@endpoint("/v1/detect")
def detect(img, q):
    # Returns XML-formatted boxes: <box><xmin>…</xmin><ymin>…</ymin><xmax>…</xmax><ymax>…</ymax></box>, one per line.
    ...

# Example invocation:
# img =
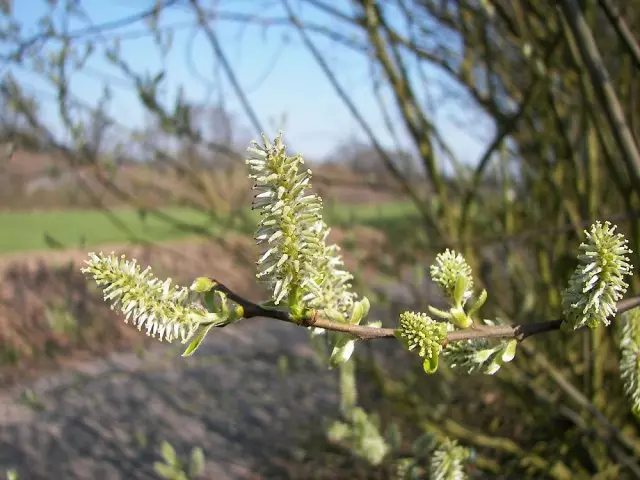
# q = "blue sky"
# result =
<box><xmin>4</xmin><ymin>0</ymin><xmax>492</xmax><ymax>163</ymax></box>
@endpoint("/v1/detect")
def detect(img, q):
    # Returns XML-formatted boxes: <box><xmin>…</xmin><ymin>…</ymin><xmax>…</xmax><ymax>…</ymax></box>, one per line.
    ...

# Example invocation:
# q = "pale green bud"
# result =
<box><xmin>190</xmin><ymin>277</ymin><xmax>216</xmax><ymax>293</ymax></box>
<box><xmin>430</xmin><ymin>249</ymin><xmax>474</xmax><ymax>306</ymax></box>
<box><xmin>397</xmin><ymin>312</ymin><xmax>447</xmax><ymax>373</ymax></box>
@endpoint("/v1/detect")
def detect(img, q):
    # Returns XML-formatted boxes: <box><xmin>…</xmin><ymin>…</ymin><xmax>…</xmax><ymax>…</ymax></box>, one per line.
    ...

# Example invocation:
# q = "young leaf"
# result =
<box><xmin>501</xmin><ymin>339</ymin><xmax>517</xmax><ymax>363</ymax></box>
<box><xmin>467</xmin><ymin>289</ymin><xmax>487</xmax><ymax>317</ymax></box>
<box><xmin>258</xmin><ymin>299</ymin><xmax>290</xmax><ymax>310</ymax></box>
<box><xmin>190</xmin><ymin>277</ymin><xmax>216</xmax><ymax>293</ymax></box>
<box><xmin>153</xmin><ymin>462</ymin><xmax>176</xmax><ymax>479</ymax></box>
<box><xmin>182</xmin><ymin>323</ymin><xmax>216</xmax><ymax>357</ymax></box>
<box><xmin>450</xmin><ymin>307</ymin><xmax>471</xmax><ymax>328</ymax></box>
<box><xmin>423</xmin><ymin>355</ymin><xmax>439</xmax><ymax>374</ymax></box>
<box><xmin>203</xmin><ymin>291</ymin><xmax>215</xmax><ymax>312</ymax></box>
<box><xmin>161</xmin><ymin>441</ymin><xmax>178</xmax><ymax>465</ymax></box>
<box><xmin>189</xmin><ymin>447</ymin><xmax>205</xmax><ymax>478</ymax></box>
<box><xmin>427</xmin><ymin>305</ymin><xmax>452</xmax><ymax>320</ymax></box>
<box><xmin>349</xmin><ymin>298</ymin><xmax>370</xmax><ymax>325</ymax></box>
<box><xmin>453</xmin><ymin>275</ymin><xmax>468</xmax><ymax>306</ymax></box>
<box><xmin>329</xmin><ymin>337</ymin><xmax>356</xmax><ymax>368</ymax></box>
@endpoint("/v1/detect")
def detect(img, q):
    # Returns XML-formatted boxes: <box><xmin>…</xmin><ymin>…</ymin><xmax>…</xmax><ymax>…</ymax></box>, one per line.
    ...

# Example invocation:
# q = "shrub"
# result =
<box><xmin>83</xmin><ymin>133</ymin><xmax>638</xmax><ymax>479</ymax></box>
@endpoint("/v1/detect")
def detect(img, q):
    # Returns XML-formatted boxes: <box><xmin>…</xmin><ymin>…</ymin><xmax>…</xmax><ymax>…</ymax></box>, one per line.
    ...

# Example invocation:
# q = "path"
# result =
<box><xmin>0</xmin><ymin>319</ymin><xmax>342</xmax><ymax>479</ymax></box>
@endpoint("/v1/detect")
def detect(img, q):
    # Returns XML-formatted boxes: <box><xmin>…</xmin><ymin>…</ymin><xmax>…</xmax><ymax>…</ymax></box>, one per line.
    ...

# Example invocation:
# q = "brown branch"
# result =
<box><xmin>187</xmin><ymin>0</ymin><xmax>266</xmax><ymax>136</ymax></box>
<box><xmin>596</xmin><ymin>0</ymin><xmax>640</xmax><ymax>70</ymax></box>
<box><xmin>5</xmin><ymin>0</ymin><xmax>180</xmax><ymax>61</ymax></box>
<box><xmin>208</xmin><ymin>277</ymin><xmax>640</xmax><ymax>344</ymax></box>
<box><xmin>558</xmin><ymin>0</ymin><xmax>640</xmax><ymax>192</ymax></box>
<box><xmin>280</xmin><ymin>0</ymin><xmax>441</xmax><ymax>240</ymax></box>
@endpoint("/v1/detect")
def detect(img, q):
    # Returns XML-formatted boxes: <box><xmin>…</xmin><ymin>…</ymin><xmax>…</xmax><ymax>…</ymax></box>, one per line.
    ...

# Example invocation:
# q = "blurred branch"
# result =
<box><xmin>280</xmin><ymin>0</ymin><xmax>444</xmax><ymax>240</ymax></box>
<box><xmin>559</xmin><ymin>0</ymin><xmax>640</xmax><ymax>192</ymax></box>
<box><xmin>4</xmin><ymin>0</ymin><xmax>179</xmax><ymax>61</ymax></box>
<box><xmin>188</xmin><ymin>0</ymin><xmax>266</xmax><ymax>136</ymax></box>
<box><xmin>596</xmin><ymin>0</ymin><xmax>640</xmax><ymax>69</ymax></box>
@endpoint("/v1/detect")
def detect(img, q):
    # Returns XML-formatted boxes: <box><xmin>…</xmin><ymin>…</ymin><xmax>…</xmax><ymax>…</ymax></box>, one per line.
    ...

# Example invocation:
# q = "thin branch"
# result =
<box><xmin>280</xmin><ymin>0</ymin><xmax>442</xmax><ymax>240</ymax></box>
<box><xmin>208</xmin><ymin>278</ymin><xmax>640</xmax><ymax>343</ymax></box>
<box><xmin>558</xmin><ymin>0</ymin><xmax>640</xmax><ymax>192</ymax></box>
<box><xmin>187</xmin><ymin>0</ymin><xmax>266</xmax><ymax>136</ymax></box>
<box><xmin>6</xmin><ymin>0</ymin><xmax>179</xmax><ymax>61</ymax></box>
<box><xmin>596</xmin><ymin>0</ymin><xmax>640</xmax><ymax>70</ymax></box>
<box><xmin>458</xmin><ymin>35</ymin><xmax>561</xmax><ymax>242</ymax></box>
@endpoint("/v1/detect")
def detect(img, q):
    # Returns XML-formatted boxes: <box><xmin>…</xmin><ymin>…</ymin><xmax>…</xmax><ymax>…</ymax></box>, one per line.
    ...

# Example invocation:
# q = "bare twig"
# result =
<box><xmin>559</xmin><ymin>0</ymin><xmax>640</xmax><ymax>191</ymax></box>
<box><xmin>188</xmin><ymin>0</ymin><xmax>266</xmax><ymax>136</ymax></box>
<box><xmin>596</xmin><ymin>0</ymin><xmax>640</xmax><ymax>70</ymax></box>
<box><xmin>280</xmin><ymin>0</ymin><xmax>444</xmax><ymax>241</ymax></box>
<box><xmin>208</xmin><ymin>278</ymin><xmax>640</xmax><ymax>343</ymax></box>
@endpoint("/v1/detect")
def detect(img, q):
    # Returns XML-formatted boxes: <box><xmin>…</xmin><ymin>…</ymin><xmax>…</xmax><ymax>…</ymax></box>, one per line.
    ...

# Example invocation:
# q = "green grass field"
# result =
<box><xmin>0</xmin><ymin>207</ymin><xmax>228</xmax><ymax>254</ymax></box>
<box><xmin>0</xmin><ymin>201</ymin><xmax>420</xmax><ymax>255</ymax></box>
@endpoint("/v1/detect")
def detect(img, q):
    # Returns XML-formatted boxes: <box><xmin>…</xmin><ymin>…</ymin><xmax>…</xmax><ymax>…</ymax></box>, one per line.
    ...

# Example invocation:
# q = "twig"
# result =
<box><xmin>280</xmin><ymin>0</ymin><xmax>443</xmax><ymax>241</ymax></box>
<box><xmin>558</xmin><ymin>0</ymin><xmax>640</xmax><ymax>192</ymax></box>
<box><xmin>596</xmin><ymin>0</ymin><xmax>640</xmax><ymax>70</ymax></box>
<box><xmin>188</xmin><ymin>0</ymin><xmax>266</xmax><ymax>136</ymax></box>
<box><xmin>208</xmin><ymin>278</ymin><xmax>640</xmax><ymax>343</ymax></box>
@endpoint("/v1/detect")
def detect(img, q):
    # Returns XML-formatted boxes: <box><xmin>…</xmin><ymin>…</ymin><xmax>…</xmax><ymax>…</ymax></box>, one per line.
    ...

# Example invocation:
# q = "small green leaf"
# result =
<box><xmin>182</xmin><ymin>323</ymin><xmax>216</xmax><ymax>357</ymax></box>
<box><xmin>324</xmin><ymin>308</ymin><xmax>347</xmax><ymax>322</ymax></box>
<box><xmin>339</xmin><ymin>359</ymin><xmax>357</xmax><ymax>414</ymax></box>
<box><xmin>189</xmin><ymin>447</ymin><xmax>205</xmax><ymax>478</ymax></box>
<box><xmin>453</xmin><ymin>275</ymin><xmax>468</xmax><ymax>306</ymax></box>
<box><xmin>203</xmin><ymin>291</ymin><xmax>215</xmax><ymax>312</ymax></box>
<box><xmin>349</xmin><ymin>298</ymin><xmax>370</xmax><ymax>325</ymax></box>
<box><xmin>153</xmin><ymin>462</ymin><xmax>176</xmax><ymax>479</ymax></box>
<box><xmin>422</xmin><ymin>355</ymin><xmax>439</xmax><ymax>374</ymax></box>
<box><xmin>326</xmin><ymin>420</ymin><xmax>351</xmax><ymax>443</ymax></box>
<box><xmin>485</xmin><ymin>360</ymin><xmax>501</xmax><ymax>375</ymax></box>
<box><xmin>450</xmin><ymin>307</ymin><xmax>472</xmax><ymax>328</ymax></box>
<box><xmin>161</xmin><ymin>441</ymin><xmax>177</xmax><ymax>465</ymax></box>
<box><xmin>427</xmin><ymin>305</ymin><xmax>452</xmax><ymax>320</ymax></box>
<box><xmin>360</xmin><ymin>296</ymin><xmax>371</xmax><ymax>317</ymax></box>
<box><xmin>329</xmin><ymin>337</ymin><xmax>356</xmax><ymax>368</ymax></box>
<box><xmin>501</xmin><ymin>339</ymin><xmax>517</xmax><ymax>362</ymax></box>
<box><xmin>467</xmin><ymin>289</ymin><xmax>487</xmax><ymax>317</ymax></box>
<box><xmin>473</xmin><ymin>348</ymin><xmax>495</xmax><ymax>363</ymax></box>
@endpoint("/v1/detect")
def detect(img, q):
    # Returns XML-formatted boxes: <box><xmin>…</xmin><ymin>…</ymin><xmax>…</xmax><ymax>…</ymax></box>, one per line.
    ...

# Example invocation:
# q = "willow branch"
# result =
<box><xmin>280</xmin><ymin>0</ymin><xmax>441</xmax><ymax>240</ymax></box>
<box><xmin>208</xmin><ymin>278</ymin><xmax>640</xmax><ymax>343</ymax></box>
<box><xmin>187</xmin><ymin>0</ymin><xmax>266</xmax><ymax>136</ymax></box>
<box><xmin>558</xmin><ymin>0</ymin><xmax>640</xmax><ymax>190</ymax></box>
<box><xmin>596</xmin><ymin>0</ymin><xmax>640</xmax><ymax>70</ymax></box>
